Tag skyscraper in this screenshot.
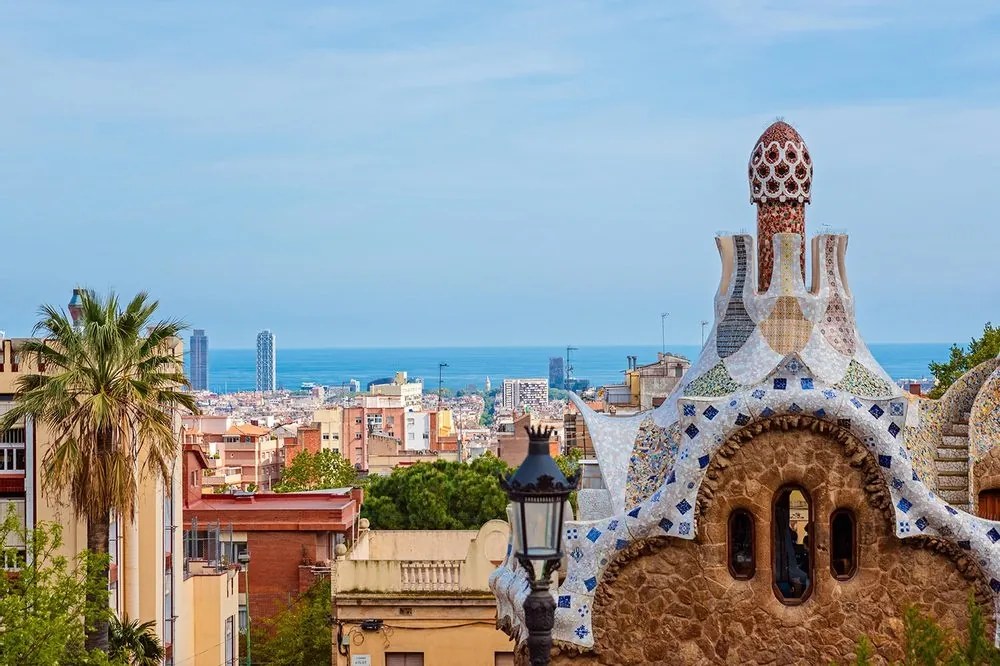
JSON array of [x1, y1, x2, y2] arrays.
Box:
[[549, 357, 565, 389], [256, 329, 276, 392], [189, 329, 209, 391]]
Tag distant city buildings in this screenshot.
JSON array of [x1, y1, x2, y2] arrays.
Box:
[[256, 329, 276, 392], [369, 371, 423, 409], [549, 356, 565, 389], [501, 377, 549, 411], [189, 328, 208, 391]]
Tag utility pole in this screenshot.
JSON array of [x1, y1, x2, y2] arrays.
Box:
[[701, 320, 709, 347], [565, 346, 578, 391], [660, 312, 669, 355], [438, 362, 448, 411]]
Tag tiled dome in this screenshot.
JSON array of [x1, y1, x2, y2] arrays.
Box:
[[748, 121, 812, 204]]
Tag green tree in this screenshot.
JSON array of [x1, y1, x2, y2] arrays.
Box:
[[0, 511, 112, 665], [108, 617, 164, 666], [362, 454, 511, 530], [253, 579, 332, 666], [0, 290, 196, 650], [273, 449, 358, 493], [928, 322, 1000, 398]]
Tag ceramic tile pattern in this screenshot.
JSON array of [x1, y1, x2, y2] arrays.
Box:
[[489, 122, 1000, 652]]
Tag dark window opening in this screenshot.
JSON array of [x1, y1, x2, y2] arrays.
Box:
[[772, 486, 812, 603], [728, 509, 755, 579], [830, 508, 857, 580], [978, 489, 1000, 521]]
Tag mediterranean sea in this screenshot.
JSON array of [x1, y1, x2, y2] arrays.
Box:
[[197, 344, 952, 394]]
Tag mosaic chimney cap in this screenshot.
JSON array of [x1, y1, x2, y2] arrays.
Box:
[[748, 120, 813, 205]]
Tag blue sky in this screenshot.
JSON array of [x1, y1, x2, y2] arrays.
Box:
[[1, 1, 998, 348]]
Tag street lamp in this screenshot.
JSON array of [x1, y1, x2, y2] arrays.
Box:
[[500, 426, 579, 666], [660, 312, 669, 355], [238, 551, 251, 666], [438, 362, 449, 411]]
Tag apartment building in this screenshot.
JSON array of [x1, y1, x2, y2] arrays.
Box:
[[370, 371, 423, 410], [0, 332, 238, 666], [500, 378, 549, 411], [332, 520, 515, 666]]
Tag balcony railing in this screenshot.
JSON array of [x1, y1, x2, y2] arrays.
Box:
[[400, 560, 463, 592]]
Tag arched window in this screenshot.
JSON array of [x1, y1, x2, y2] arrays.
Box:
[[979, 490, 1000, 521], [728, 509, 755, 580], [830, 509, 857, 580], [772, 486, 812, 603]]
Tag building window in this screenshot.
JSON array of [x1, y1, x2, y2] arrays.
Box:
[[979, 489, 1000, 520], [772, 486, 812, 604], [830, 508, 858, 580], [727, 509, 755, 580], [0, 447, 25, 471], [225, 615, 235, 666], [386, 654, 424, 666], [322, 434, 330, 440]]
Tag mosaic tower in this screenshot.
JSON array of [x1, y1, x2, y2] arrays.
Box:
[[748, 120, 812, 291]]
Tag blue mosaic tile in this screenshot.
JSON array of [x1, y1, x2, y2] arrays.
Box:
[[912, 470, 919, 481], [685, 424, 699, 439], [735, 413, 750, 426], [813, 408, 826, 418], [571, 546, 583, 561], [586, 528, 601, 542], [703, 405, 719, 420], [869, 404, 884, 419], [666, 471, 676, 485], [992, 579, 1000, 594], [676, 499, 692, 515], [607, 519, 619, 530], [558, 595, 572, 608], [988, 528, 1000, 544], [800, 377, 814, 390], [659, 517, 673, 533], [899, 521, 910, 533], [959, 540, 971, 550], [915, 517, 928, 531], [946, 506, 958, 516], [773, 378, 787, 390], [679, 522, 691, 535], [888, 422, 900, 438], [578, 604, 589, 617], [575, 625, 589, 639], [878, 454, 892, 468], [851, 398, 863, 409], [889, 401, 905, 416], [823, 389, 837, 399], [897, 497, 912, 513], [651, 492, 661, 503], [752, 388, 766, 400], [760, 407, 775, 417], [584, 577, 597, 592], [566, 528, 579, 540], [788, 402, 803, 413], [698, 454, 710, 469], [683, 403, 696, 416], [628, 506, 641, 518], [615, 538, 628, 550], [891, 477, 904, 490]]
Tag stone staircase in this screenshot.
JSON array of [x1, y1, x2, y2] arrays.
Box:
[[935, 412, 971, 512]]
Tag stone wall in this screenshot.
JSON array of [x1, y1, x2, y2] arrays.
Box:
[[543, 426, 989, 665]]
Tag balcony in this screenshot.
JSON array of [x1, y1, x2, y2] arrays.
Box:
[[202, 467, 243, 487]]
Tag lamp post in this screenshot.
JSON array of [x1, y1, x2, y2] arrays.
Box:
[[238, 551, 251, 666], [501, 426, 579, 666], [438, 362, 449, 411], [660, 312, 669, 355]]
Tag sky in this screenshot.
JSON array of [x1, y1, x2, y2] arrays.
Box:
[[1, 1, 998, 348]]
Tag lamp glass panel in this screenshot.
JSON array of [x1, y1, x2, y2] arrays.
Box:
[[522, 500, 560, 559]]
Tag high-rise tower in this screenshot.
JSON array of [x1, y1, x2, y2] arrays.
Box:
[[748, 120, 813, 291], [256, 329, 276, 392], [189, 329, 209, 391]]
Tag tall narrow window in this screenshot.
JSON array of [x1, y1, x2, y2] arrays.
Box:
[[728, 509, 755, 579], [772, 486, 812, 603], [978, 489, 1000, 520], [830, 509, 858, 580]]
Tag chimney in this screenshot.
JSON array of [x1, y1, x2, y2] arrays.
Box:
[[908, 383, 922, 397]]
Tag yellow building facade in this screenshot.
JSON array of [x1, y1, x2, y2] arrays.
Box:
[[332, 520, 516, 666], [0, 335, 239, 666]]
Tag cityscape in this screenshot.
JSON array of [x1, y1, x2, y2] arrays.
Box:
[[2, 4, 1000, 666]]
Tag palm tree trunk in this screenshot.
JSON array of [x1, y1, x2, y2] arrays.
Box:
[[86, 512, 111, 652]]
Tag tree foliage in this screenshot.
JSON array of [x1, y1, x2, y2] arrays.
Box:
[[928, 322, 1000, 398], [0, 512, 114, 665], [252, 579, 332, 666], [108, 616, 164, 666], [0, 290, 196, 650], [362, 454, 511, 530], [273, 449, 358, 493]]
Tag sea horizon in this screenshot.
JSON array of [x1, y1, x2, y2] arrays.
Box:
[[192, 343, 954, 395]]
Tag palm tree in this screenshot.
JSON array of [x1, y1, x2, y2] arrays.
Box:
[[0, 290, 196, 651], [109, 615, 166, 665]]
